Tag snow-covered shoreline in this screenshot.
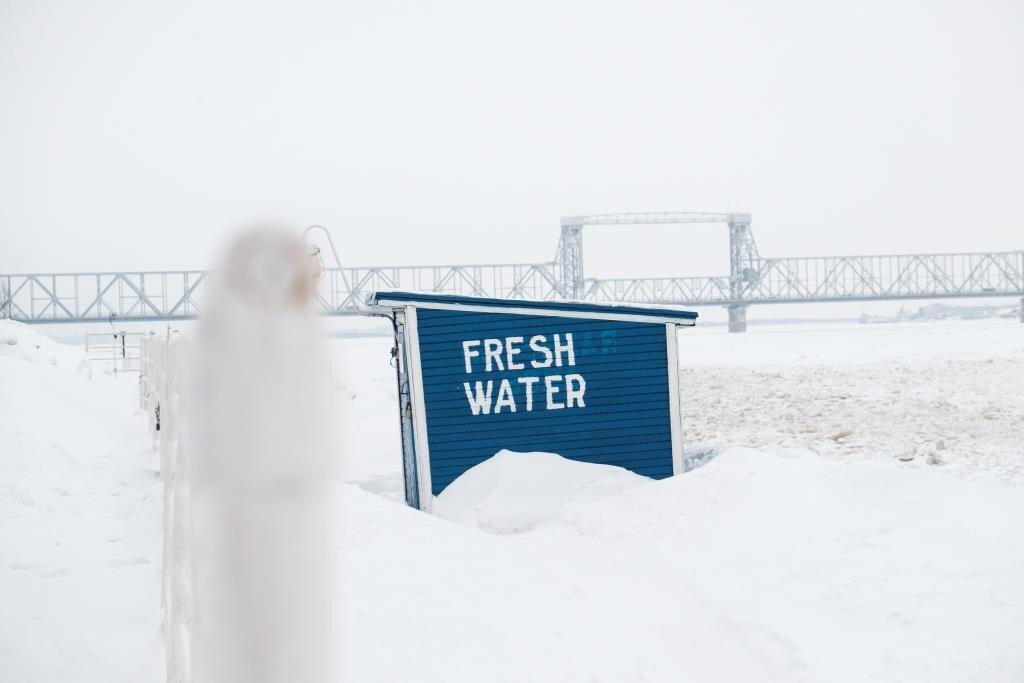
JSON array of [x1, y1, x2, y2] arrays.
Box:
[[2, 318, 1023, 681]]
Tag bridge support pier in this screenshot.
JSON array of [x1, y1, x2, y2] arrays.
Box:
[[727, 305, 748, 333]]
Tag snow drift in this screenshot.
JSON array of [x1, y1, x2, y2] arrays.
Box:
[[0, 319, 89, 371], [433, 449, 648, 533], [0, 321, 162, 682]]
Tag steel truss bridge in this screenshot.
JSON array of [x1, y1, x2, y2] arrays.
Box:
[[2, 213, 1022, 331]]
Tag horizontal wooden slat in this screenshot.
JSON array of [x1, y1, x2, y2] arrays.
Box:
[[425, 419, 671, 446], [422, 387, 671, 413], [429, 437, 673, 463]]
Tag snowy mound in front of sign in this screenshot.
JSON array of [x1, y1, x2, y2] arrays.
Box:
[[432, 449, 648, 533]]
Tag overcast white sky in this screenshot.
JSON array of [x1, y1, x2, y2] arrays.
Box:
[[2, 0, 1022, 288]]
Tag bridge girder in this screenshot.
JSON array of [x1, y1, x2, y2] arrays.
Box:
[[2, 214, 1022, 328]]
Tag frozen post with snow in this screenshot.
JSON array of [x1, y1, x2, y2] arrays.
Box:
[[162, 229, 344, 683], [368, 291, 698, 510]]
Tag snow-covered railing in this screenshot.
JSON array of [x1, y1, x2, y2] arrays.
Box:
[[86, 331, 147, 375], [140, 332, 191, 683]]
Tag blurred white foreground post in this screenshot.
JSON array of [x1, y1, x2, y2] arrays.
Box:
[[186, 229, 344, 682]]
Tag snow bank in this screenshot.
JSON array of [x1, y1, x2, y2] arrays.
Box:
[[0, 319, 88, 371], [0, 323, 161, 682], [433, 450, 648, 532], [344, 481, 783, 682], [0, 321, 140, 456], [351, 446, 1024, 681], [542, 447, 1024, 682]]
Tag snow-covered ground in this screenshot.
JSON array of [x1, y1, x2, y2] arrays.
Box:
[[1, 318, 1023, 681], [0, 323, 163, 682]]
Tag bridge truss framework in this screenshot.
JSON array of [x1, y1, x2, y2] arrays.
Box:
[[2, 213, 1022, 331]]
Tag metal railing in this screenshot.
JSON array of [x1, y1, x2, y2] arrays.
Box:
[[85, 331, 148, 374]]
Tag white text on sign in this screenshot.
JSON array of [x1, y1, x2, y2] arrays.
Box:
[[460, 334, 586, 415]]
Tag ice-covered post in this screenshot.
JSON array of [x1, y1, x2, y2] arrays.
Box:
[[163, 335, 191, 683], [186, 229, 343, 683], [727, 304, 748, 333]]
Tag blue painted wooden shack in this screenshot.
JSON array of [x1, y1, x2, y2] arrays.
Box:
[[368, 292, 698, 510]]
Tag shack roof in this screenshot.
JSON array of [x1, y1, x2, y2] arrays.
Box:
[[367, 291, 698, 325]]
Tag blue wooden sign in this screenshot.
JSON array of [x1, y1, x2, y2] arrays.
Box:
[[368, 292, 697, 510]]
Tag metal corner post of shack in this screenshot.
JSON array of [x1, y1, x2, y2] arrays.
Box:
[[368, 291, 698, 511]]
